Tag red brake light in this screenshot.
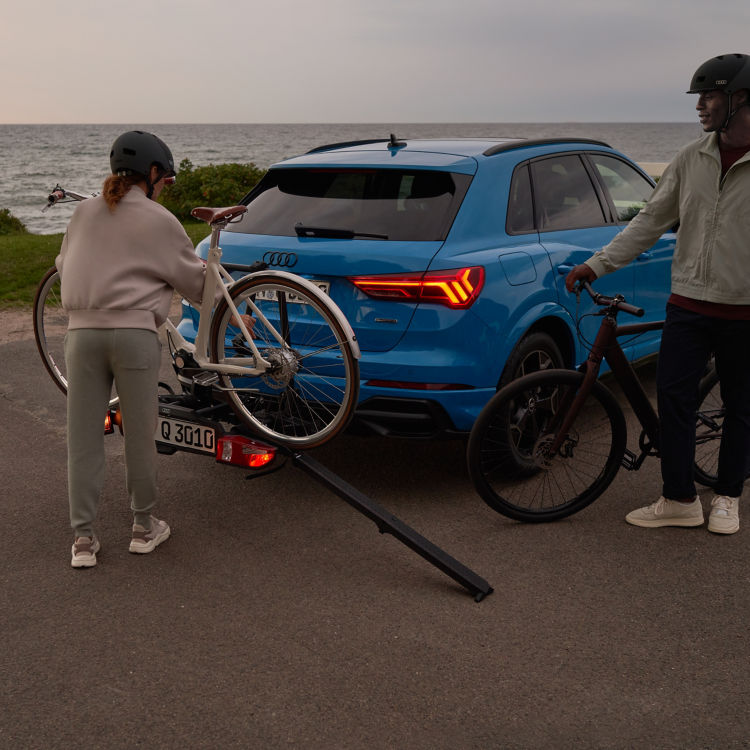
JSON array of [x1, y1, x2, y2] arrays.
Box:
[[216, 435, 276, 469], [349, 267, 484, 309]]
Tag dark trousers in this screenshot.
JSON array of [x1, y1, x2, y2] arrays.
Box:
[[657, 304, 750, 500]]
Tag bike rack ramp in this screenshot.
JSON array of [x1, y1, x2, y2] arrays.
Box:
[[289, 450, 493, 602], [152, 394, 493, 603]]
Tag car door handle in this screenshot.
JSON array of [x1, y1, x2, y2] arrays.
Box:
[[557, 264, 574, 275], [636, 251, 654, 261]]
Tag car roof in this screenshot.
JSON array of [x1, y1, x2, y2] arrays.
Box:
[[271, 136, 614, 173]]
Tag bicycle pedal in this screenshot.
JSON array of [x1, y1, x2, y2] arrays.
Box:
[[192, 371, 220, 387]]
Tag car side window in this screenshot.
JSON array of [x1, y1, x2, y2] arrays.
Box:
[[506, 163, 534, 234], [588, 153, 655, 222], [531, 155, 606, 232]]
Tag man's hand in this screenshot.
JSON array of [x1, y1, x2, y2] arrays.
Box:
[[565, 264, 597, 293]]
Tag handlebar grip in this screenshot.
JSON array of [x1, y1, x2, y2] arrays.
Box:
[[616, 300, 645, 317]]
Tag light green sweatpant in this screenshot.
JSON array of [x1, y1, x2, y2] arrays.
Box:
[[64, 328, 161, 538]]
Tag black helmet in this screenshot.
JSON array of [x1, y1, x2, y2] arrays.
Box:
[[687, 53, 750, 94], [109, 130, 175, 177]]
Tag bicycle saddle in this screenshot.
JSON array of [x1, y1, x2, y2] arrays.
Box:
[[191, 205, 248, 225]]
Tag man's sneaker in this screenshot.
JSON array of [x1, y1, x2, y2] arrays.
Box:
[[625, 496, 704, 528], [71, 536, 101, 568], [708, 495, 740, 535], [129, 516, 171, 554]]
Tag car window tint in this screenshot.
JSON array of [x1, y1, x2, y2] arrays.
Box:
[[531, 155, 606, 231], [229, 169, 472, 241], [507, 164, 535, 234], [589, 153, 655, 222]]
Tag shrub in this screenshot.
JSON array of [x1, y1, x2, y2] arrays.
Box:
[[0, 209, 28, 235], [159, 159, 266, 221]]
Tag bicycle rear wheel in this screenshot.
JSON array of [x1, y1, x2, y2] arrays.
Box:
[[33, 268, 119, 408], [209, 274, 359, 448], [694, 367, 721, 487], [467, 369, 627, 522]]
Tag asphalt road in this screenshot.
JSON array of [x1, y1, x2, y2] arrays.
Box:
[[2, 321, 750, 749]]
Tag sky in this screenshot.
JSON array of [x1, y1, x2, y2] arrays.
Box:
[[3, 0, 750, 124]]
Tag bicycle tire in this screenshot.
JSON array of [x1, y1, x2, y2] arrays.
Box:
[[467, 369, 627, 522], [209, 273, 359, 448], [33, 268, 120, 408], [694, 366, 722, 488]]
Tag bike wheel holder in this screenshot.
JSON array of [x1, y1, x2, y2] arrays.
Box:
[[154, 395, 493, 602]]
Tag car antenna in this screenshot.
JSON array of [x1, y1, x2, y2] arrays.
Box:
[[388, 133, 406, 148]]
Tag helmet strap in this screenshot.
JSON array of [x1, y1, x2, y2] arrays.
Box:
[[144, 167, 166, 200], [720, 91, 749, 132]]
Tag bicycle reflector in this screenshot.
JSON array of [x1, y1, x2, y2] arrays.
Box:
[[216, 434, 276, 469], [349, 267, 484, 309]]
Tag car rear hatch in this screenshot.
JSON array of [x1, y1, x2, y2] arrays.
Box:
[[203, 157, 476, 352]]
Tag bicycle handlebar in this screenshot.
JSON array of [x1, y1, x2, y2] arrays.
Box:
[[42, 185, 94, 212], [578, 280, 645, 318]]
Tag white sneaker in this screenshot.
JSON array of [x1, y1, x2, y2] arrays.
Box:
[[129, 516, 171, 554], [625, 496, 704, 528], [708, 495, 740, 535], [71, 536, 101, 568]]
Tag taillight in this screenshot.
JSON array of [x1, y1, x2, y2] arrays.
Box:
[[216, 434, 276, 469], [349, 267, 484, 309]]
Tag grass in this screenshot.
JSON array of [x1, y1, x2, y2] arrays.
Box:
[[0, 222, 210, 309]]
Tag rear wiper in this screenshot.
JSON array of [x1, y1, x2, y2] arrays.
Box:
[[294, 223, 388, 240]]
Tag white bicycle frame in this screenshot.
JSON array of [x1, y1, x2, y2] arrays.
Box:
[[165, 225, 362, 377]]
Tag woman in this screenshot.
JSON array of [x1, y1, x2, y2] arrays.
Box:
[[57, 130, 208, 568]]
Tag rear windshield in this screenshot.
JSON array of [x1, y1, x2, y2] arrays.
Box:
[[227, 168, 472, 241]]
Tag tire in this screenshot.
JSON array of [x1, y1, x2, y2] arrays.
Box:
[[209, 274, 359, 448], [694, 366, 723, 488], [467, 369, 627, 522], [499, 331, 564, 388], [32, 268, 119, 408]]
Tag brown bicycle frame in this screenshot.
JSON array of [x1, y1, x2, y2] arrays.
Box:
[[547, 311, 664, 462]]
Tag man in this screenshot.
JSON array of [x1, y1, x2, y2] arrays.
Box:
[[565, 53, 750, 534]]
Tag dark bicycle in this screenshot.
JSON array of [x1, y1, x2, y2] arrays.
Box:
[[467, 282, 724, 522]]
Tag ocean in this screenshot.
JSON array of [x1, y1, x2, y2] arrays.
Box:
[[1, 122, 701, 235]]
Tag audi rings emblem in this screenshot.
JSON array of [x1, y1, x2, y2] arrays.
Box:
[[263, 251, 298, 268]]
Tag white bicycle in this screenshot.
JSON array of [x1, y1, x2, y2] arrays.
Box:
[[35, 186, 361, 448]]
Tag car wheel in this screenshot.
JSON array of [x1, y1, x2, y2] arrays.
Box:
[[498, 332, 564, 389]]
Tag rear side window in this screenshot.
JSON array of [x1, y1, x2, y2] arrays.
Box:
[[228, 168, 472, 241], [531, 155, 606, 232], [507, 164, 535, 234], [589, 154, 655, 222]]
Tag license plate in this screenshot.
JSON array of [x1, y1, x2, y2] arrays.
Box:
[[156, 417, 215, 454], [254, 280, 329, 304]]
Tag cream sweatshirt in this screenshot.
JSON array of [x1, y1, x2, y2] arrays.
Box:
[[56, 187, 206, 331]]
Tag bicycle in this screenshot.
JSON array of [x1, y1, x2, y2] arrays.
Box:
[[466, 281, 724, 522], [34, 186, 361, 448]]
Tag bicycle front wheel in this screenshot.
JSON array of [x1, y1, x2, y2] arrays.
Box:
[[33, 268, 120, 408], [33, 268, 69, 395], [467, 370, 627, 522], [209, 274, 359, 448]]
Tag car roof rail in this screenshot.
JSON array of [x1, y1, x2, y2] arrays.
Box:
[[482, 137, 611, 157], [306, 138, 392, 154]]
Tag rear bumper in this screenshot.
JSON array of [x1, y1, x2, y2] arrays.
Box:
[[351, 396, 466, 439]]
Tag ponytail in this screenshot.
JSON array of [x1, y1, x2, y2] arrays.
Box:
[[101, 174, 141, 211]]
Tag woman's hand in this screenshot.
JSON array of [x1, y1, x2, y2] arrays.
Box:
[[230, 313, 255, 333]]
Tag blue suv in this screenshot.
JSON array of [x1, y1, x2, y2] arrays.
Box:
[[178, 136, 674, 437]]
